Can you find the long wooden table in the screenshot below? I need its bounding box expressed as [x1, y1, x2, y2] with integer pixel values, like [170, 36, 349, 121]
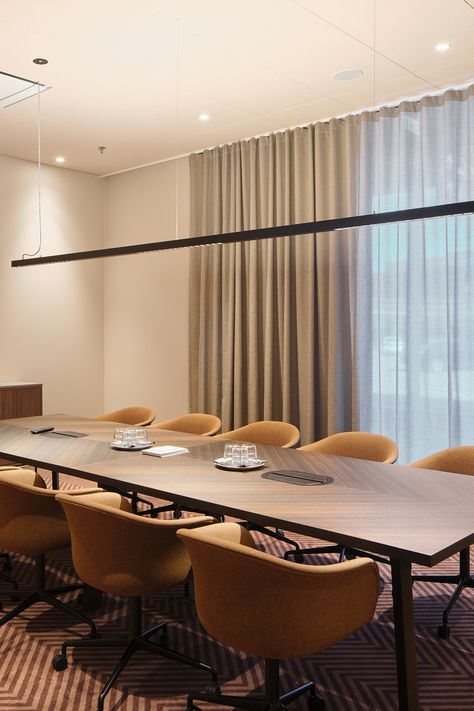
[2, 414, 474, 711]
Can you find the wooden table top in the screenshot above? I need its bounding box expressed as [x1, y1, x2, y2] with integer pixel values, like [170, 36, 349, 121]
[1, 415, 473, 567]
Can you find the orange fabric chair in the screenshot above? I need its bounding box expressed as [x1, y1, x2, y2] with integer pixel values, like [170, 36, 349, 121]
[409, 446, 474, 639]
[54, 491, 217, 711]
[150, 412, 221, 436]
[299, 431, 398, 463]
[178, 522, 379, 711]
[0, 468, 98, 633]
[93, 406, 156, 427]
[215, 420, 301, 544]
[214, 420, 300, 448]
[285, 431, 398, 562]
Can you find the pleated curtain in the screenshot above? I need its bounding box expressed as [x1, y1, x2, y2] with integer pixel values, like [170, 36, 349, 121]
[188, 84, 474, 459]
[188, 123, 361, 444]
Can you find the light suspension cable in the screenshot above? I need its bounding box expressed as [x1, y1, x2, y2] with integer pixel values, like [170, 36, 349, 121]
[22, 82, 43, 259]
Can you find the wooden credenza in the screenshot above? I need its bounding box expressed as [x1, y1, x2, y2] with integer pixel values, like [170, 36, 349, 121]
[0, 382, 42, 465]
[0, 382, 43, 420]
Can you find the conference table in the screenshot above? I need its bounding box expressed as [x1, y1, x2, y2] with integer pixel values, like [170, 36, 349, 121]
[1, 415, 474, 711]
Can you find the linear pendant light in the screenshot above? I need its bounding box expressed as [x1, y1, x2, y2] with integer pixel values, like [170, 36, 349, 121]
[11, 200, 474, 268]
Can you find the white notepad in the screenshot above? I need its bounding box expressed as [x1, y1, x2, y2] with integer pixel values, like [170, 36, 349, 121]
[142, 445, 189, 458]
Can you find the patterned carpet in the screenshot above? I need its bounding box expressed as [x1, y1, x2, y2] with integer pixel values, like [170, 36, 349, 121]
[0, 475, 473, 710]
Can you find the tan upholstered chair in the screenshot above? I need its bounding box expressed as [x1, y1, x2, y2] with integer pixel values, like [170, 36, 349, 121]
[0, 468, 98, 633]
[214, 420, 300, 448]
[93, 406, 156, 427]
[299, 431, 398, 463]
[285, 432, 398, 562]
[215, 420, 301, 542]
[146, 413, 222, 518]
[409, 446, 474, 639]
[0, 466, 21, 589]
[53, 491, 218, 711]
[150, 413, 222, 436]
[178, 522, 379, 711]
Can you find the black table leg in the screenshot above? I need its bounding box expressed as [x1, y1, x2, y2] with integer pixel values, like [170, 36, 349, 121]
[391, 558, 420, 711]
[51, 470, 59, 489]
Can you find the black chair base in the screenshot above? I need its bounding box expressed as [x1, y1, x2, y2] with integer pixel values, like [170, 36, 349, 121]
[186, 658, 325, 711]
[244, 523, 301, 553]
[0, 568, 19, 612]
[146, 501, 225, 522]
[0, 554, 96, 635]
[412, 546, 474, 639]
[284, 544, 389, 566]
[53, 595, 218, 711]
[284, 543, 341, 563]
[0, 551, 12, 572]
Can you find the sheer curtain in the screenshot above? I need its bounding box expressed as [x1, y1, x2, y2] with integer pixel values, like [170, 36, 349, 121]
[188, 84, 474, 460]
[355, 86, 474, 462]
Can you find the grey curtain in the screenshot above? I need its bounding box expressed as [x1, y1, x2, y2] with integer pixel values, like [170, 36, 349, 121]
[188, 123, 361, 444]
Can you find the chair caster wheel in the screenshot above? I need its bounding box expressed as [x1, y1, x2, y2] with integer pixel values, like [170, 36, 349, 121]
[308, 694, 326, 710]
[437, 624, 450, 640]
[205, 683, 221, 695]
[52, 654, 68, 671]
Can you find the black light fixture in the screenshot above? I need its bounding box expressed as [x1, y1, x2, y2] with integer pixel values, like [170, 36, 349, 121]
[11, 200, 474, 268]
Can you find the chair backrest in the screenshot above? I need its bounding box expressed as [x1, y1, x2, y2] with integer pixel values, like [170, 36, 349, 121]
[0, 469, 70, 555]
[150, 413, 222, 436]
[299, 432, 398, 463]
[93, 406, 156, 426]
[215, 421, 300, 448]
[56, 492, 214, 597]
[408, 446, 474, 475]
[177, 522, 379, 660]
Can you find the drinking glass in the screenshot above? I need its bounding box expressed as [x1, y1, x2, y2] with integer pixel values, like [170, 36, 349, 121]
[240, 445, 250, 467]
[231, 444, 242, 467]
[246, 444, 258, 464]
[112, 428, 125, 445]
[122, 428, 137, 447]
[224, 444, 236, 463]
[135, 430, 149, 446]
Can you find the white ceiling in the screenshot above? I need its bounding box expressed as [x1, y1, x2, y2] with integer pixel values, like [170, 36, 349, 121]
[1, 0, 473, 175]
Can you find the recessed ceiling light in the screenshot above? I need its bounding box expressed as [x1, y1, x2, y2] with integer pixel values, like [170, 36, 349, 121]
[435, 42, 451, 52]
[32, 58, 48, 65]
[55, 156, 65, 164]
[334, 69, 363, 81]
[199, 113, 210, 121]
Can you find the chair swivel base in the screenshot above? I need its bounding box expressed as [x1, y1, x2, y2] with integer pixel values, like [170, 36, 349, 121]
[187, 658, 325, 711]
[412, 547, 474, 639]
[53, 596, 218, 711]
[0, 554, 97, 636]
[0, 586, 98, 634]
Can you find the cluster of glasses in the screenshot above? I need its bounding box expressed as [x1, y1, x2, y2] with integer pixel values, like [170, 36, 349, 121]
[112, 428, 151, 447]
[223, 443, 259, 467]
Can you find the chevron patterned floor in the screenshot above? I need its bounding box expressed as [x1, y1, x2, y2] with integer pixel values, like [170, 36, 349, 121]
[0, 475, 473, 710]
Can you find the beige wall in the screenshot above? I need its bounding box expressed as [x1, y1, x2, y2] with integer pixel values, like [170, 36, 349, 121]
[103, 159, 190, 420]
[0, 154, 189, 422]
[0, 155, 104, 416]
